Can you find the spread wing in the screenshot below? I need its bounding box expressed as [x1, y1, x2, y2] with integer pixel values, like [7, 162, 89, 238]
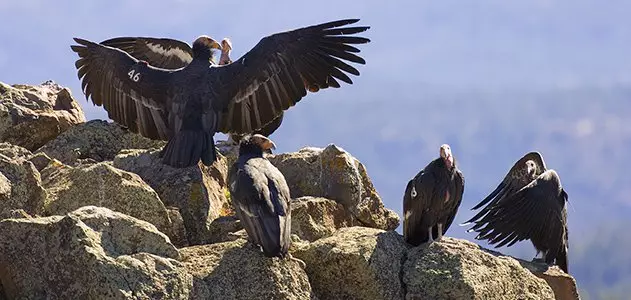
[100, 37, 193, 69]
[468, 170, 568, 266]
[229, 159, 291, 256]
[71, 38, 175, 140]
[463, 151, 547, 227]
[209, 18, 370, 134]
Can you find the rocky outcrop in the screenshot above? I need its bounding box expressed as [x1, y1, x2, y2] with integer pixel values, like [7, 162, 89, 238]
[0, 143, 46, 216]
[0, 81, 581, 300]
[0, 206, 190, 299]
[0, 81, 85, 151]
[404, 237, 555, 300]
[113, 148, 231, 246]
[40, 162, 173, 237]
[290, 196, 360, 241]
[293, 227, 408, 300]
[37, 119, 164, 166]
[181, 239, 314, 299]
[220, 144, 400, 231]
[519, 259, 581, 300]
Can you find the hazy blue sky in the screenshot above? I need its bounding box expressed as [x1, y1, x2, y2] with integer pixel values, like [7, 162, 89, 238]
[2, 0, 631, 121]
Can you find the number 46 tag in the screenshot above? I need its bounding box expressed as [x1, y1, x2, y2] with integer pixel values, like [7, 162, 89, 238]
[128, 70, 141, 82]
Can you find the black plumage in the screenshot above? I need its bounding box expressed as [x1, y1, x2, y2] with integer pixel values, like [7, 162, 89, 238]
[228, 134, 291, 258]
[462, 152, 569, 273]
[72, 19, 370, 168]
[403, 144, 465, 246]
[101, 36, 283, 142]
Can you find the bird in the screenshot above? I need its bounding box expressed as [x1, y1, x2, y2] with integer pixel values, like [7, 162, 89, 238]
[403, 144, 465, 246]
[71, 19, 370, 168]
[462, 152, 569, 273]
[228, 134, 291, 258]
[99, 35, 282, 145]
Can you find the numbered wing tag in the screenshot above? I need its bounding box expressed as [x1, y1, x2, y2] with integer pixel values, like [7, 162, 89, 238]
[127, 60, 148, 83]
[128, 69, 141, 82]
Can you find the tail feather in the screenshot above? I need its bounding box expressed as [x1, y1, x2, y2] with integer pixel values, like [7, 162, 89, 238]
[161, 130, 216, 168]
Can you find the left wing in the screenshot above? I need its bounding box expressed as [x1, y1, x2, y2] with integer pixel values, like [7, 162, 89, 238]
[71, 38, 175, 140]
[208, 18, 370, 134]
[100, 37, 193, 69]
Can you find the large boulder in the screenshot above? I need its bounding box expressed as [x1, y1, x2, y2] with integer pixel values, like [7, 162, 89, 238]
[0, 206, 191, 299]
[293, 227, 408, 300]
[267, 145, 400, 231]
[181, 238, 314, 299]
[40, 162, 173, 238]
[0, 81, 85, 151]
[290, 196, 360, 242]
[0, 143, 46, 216]
[519, 259, 580, 300]
[113, 148, 231, 246]
[403, 237, 556, 300]
[37, 119, 164, 166]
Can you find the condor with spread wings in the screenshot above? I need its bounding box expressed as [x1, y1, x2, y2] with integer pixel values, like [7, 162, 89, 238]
[100, 36, 284, 142]
[462, 152, 569, 273]
[71, 19, 370, 168]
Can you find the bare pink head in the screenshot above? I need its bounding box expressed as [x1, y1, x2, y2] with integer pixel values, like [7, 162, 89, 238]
[440, 144, 454, 169]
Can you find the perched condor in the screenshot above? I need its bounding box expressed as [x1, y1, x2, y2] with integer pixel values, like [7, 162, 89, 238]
[462, 152, 569, 273]
[228, 134, 290, 258]
[71, 19, 370, 168]
[99, 36, 283, 143]
[403, 144, 465, 246]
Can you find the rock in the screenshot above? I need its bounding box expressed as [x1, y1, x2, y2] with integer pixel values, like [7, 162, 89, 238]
[40, 162, 173, 237]
[37, 119, 165, 166]
[0, 206, 190, 299]
[113, 148, 231, 246]
[181, 238, 314, 299]
[0, 142, 32, 160]
[519, 260, 580, 300]
[0, 144, 46, 216]
[290, 196, 360, 242]
[403, 237, 555, 300]
[0, 209, 32, 220]
[207, 215, 244, 244]
[27, 151, 55, 171]
[293, 227, 408, 300]
[167, 206, 189, 247]
[267, 145, 400, 231]
[0, 81, 85, 150]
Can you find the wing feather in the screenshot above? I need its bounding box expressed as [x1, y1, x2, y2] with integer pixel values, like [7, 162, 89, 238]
[100, 37, 193, 69]
[464, 152, 547, 226]
[213, 19, 370, 134]
[71, 38, 174, 140]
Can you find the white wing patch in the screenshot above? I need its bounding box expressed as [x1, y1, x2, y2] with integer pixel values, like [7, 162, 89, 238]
[146, 42, 192, 63]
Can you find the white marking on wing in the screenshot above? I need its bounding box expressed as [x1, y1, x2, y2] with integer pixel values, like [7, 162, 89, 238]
[410, 186, 417, 198]
[146, 42, 192, 63]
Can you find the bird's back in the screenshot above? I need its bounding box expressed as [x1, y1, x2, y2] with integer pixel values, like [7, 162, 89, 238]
[231, 156, 291, 257]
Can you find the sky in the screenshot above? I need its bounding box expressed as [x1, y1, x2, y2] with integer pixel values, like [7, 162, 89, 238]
[2, 0, 631, 266]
